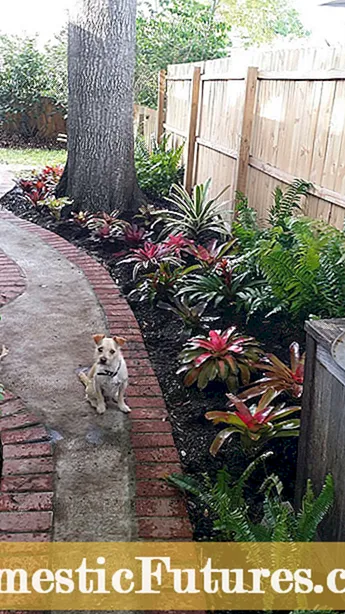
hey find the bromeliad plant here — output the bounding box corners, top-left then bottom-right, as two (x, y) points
(120, 223), (149, 247)
(120, 241), (181, 279)
(179, 260), (246, 308)
(178, 327), (262, 391)
(206, 389), (300, 455)
(184, 238), (237, 270)
(84, 210), (128, 240)
(132, 263), (187, 304)
(154, 179), (230, 241)
(236, 342), (305, 403)
(37, 196), (73, 220)
(19, 165), (64, 205)
(158, 295), (219, 336)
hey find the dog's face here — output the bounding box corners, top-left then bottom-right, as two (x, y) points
(93, 334), (126, 366)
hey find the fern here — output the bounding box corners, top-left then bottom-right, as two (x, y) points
(268, 179), (311, 227)
(296, 474), (334, 541)
(168, 465), (334, 543)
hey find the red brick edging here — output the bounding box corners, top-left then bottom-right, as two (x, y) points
(0, 250), (54, 542)
(0, 249), (26, 307)
(0, 211), (192, 541)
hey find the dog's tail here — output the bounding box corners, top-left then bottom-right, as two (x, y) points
(78, 372), (90, 388)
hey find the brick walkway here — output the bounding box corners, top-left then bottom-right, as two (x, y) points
(0, 249), (54, 541)
(0, 209), (192, 541)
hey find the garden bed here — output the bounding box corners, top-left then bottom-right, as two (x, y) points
(1, 185), (302, 539)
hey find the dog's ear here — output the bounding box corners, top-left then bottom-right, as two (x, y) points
(93, 334), (105, 345)
(114, 336), (127, 347)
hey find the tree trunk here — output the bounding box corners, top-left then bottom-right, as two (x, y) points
(66, 0), (139, 215)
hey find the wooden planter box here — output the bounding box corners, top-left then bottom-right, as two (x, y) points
(295, 319), (345, 540)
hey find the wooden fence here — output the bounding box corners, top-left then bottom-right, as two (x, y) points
(1, 98), (67, 143)
(147, 44), (345, 230)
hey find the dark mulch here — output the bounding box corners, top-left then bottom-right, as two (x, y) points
(1, 187), (304, 541)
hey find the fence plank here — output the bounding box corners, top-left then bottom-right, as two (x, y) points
(234, 67), (259, 201)
(184, 66), (202, 194)
(156, 69), (166, 142)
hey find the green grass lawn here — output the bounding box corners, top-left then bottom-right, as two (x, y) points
(0, 148), (67, 168)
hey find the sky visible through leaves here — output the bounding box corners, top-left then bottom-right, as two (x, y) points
(0, 0), (345, 45)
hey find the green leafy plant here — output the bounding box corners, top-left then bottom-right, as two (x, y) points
(135, 136), (184, 198)
(158, 295), (219, 336)
(135, 0), (229, 107)
(169, 463), (333, 542)
(37, 196), (73, 220)
(179, 260), (247, 308)
(0, 383), (4, 402)
(184, 238), (237, 270)
(19, 165), (64, 205)
(85, 210), (128, 240)
(206, 389), (300, 455)
(233, 182), (345, 321)
(120, 241), (181, 278)
(268, 179), (311, 227)
(236, 342), (305, 403)
(132, 263), (187, 304)
(178, 327), (262, 391)
(154, 179), (230, 241)
(168, 451), (273, 541)
(257, 217), (345, 320)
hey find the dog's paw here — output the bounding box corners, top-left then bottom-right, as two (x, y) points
(96, 404), (106, 415)
(119, 404), (131, 414)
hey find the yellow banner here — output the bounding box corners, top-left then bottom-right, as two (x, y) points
(1, 542), (345, 610)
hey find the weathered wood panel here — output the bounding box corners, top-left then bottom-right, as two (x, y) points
(295, 319), (345, 540)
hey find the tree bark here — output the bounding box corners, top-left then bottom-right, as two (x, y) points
(65, 0), (139, 215)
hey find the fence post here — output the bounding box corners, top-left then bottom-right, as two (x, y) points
(156, 69), (166, 142)
(184, 66), (202, 194)
(234, 66), (259, 208)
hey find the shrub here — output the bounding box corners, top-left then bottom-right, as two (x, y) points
(178, 327), (262, 391)
(154, 179), (230, 241)
(120, 241), (181, 278)
(206, 389), (300, 455)
(158, 295), (219, 336)
(0, 32), (67, 133)
(235, 342), (305, 403)
(135, 136), (184, 198)
(169, 463), (333, 542)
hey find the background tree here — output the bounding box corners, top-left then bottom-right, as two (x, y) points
(135, 0), (309, 107)
(221, 0), (309, 46)
(0, 34), (67, 136)
(65, 0), (139, 214)
(135, 0), (230, 107)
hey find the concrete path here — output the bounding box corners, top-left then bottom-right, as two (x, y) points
(0, 163), (191, 556)
(0, 216), (137, 541)
(0, 165), (15, 197)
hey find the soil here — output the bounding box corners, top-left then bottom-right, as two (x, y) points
(1, 187), (304, 542)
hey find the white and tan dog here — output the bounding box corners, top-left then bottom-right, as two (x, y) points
(80, 334), (131, 415)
